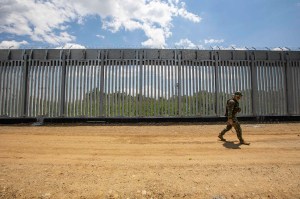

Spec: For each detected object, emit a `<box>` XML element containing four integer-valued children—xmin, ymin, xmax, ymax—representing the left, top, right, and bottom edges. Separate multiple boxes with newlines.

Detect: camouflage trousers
<box><xmin>219</xmin><ymin>117</ymin><xmax>244</xmax><ymax>142</ymax></box>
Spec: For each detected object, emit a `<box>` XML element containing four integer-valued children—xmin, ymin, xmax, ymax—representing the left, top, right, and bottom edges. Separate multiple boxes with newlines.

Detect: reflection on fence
<box><xmin>0</xmin><ymin>49</ymin><xmax>299</xmax><ymax>118</ymax></box>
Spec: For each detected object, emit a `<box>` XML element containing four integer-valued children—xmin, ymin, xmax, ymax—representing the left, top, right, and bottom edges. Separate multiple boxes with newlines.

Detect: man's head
<box><xmin>234</xmin><ymin>91</ymin><xmax>243</xmax><ymax>100</ymax></box>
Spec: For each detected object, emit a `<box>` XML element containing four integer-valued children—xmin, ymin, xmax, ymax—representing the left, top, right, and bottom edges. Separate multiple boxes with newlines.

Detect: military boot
<box><xmin>218</xmin><ymin>133</ymin><xmax>226</xmax><ymax>141</ymax></box>
<box><xmin>239</xmin><ymin>139</ymin><xmax>250</xmax><ymax>145</ymax></box>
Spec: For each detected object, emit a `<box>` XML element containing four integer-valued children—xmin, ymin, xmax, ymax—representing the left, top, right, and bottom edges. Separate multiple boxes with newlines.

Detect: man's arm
<box><xmin>227</xmin><ymin>100</ymin><xmax>235</xmax><ymax>125</ymax></box>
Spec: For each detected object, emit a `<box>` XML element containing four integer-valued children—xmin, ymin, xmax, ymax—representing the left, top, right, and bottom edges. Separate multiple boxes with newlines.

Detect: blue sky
<box><xmin>0</xmin><ymin>0</ymin><xmax>299</xmax><ymax>50</ymax></box>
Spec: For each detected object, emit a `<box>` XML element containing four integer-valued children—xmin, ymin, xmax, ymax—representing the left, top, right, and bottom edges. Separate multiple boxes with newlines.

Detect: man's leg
<box><xmin>218</xmin><ymin>124</ymin><xmax>232</xmax><ymax>141</ymax></box>
<box><xmin>233</xmin><ymin>121</ymin><xmax>250</xmax><ymax>145</ymax></box>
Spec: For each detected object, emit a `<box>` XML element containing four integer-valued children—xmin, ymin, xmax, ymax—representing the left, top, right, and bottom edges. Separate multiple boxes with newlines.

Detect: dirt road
<box><xmin>0</xmin><ymin>123</ymin><xmax>300</xmax><ymax>199</ymax></box>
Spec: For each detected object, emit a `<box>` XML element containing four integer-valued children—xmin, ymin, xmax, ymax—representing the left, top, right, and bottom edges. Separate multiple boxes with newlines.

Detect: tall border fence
<box><xmin>0</xmin><ymin>49</ymin><xmax>299</xmax><ymax>122</ymax></box>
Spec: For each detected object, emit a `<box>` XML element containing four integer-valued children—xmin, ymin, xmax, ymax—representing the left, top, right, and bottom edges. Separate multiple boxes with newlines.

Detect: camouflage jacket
<box><xmin>225</xmin><ymin>98</ymin><xmax>241</xmax><ymax>119</ymax></box>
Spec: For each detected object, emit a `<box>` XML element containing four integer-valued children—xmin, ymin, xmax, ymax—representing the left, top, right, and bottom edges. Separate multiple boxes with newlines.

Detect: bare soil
<box><xmin>0</xmin><ymin>123</ymin><xmax>300</xmax><ymax>199</ymax></box>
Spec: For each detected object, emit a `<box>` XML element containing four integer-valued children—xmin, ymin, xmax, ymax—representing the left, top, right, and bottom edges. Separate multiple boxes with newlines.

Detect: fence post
<box><xmin>22</xmin><ymin>50</ymin><xmax>29</xmax><ymax>117</ymax></box>
<box><xmin>99</xmin><ymin>50</ymin><xmax>105</xmax><ymax>117</ymax></box>
<box><xmin>214</xmin><ymin>50</ymin><xmax>219</xmax><ymax>116</ymax></box>
<box><xmin>139</xmin><ymin>50</ymin><xmax>143</xmax><ymax>117</ymax></box>
<box><xmin>284</xmin><ymin>52</ymin><xmax>291</xmax><ymax>115</ymax></box>
<box><xmin>177</xmin><ymin>51</ymin><xmax>182</xmax><ymax>116</ymax></box>
<box><xmin>250</xmin><ymin>51</ymin><xmax>258</xmax><ymax>117</ymax></box>
<box><xmin>60</xmin><ymin>50</ymin><xmax>67</xmax><ymax>117</ymax></box>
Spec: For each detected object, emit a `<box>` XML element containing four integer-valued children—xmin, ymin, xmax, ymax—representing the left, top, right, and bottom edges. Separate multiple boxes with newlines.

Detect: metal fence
<box><xmin>0</xmin><ymin>49</ymin><xmax>299</xmax><ymax>119</ymax></box>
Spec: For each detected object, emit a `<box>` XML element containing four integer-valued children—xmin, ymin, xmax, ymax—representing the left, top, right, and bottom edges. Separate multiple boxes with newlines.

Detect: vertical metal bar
<box><xmin>167</xmin><ymin>62</ymin><xmax>171</xmax><ymax>116</ymax></box>
<box><xmin>11</xmin><ymin>64</ymin><xmax>16</xmax><ymax>117</ymax></box>
<box><xmin>3</xmin><ymin>62</ymin><xmax>8</xmax><ymax>115</ymax></box>
<box><xmin>128</xmin><ymin>61</ymin><xmax>131</xmax><ymax>116</ymax></box>
<box><xmin>258</xmin><ymin>61</ymin><xmax>263</xmax><ymax>115</ymax></box>
<box><xmin>0</xmin><ymin>61</ymin><xmax>4</xmax><ymax>116</ymax></box>
<box><xmin>267</xmin><ymin>62</ymin><xmax>271</xmax><ymax>114</ymax></box>
<box><xmin>256</xmin><ymin>61</ymin><xmax>261</xmax><ymax>115</ymax></box>
<box><xmin>94</xmin><ymin>61</ymin><xmax>98</xmax><ymax>117</ymax></box>
<box><xmin>109</xmin><ymin>62</ymin><xmax>112</xmax><ymax>116</ymax></box>
<box><xmin>118</xmin><ymin>60</ymin><xmax>122</xmax><ymax>117</ymax></box>
<box><xmin>41</xmin><ymin>62</ymin><xmax>45</xmax><ymax>116</ymax></box>
<box><xmin>139</xmin><ymin>52</ymin><xmax>143</xmax><ymax>117</ymax></box>
<box><xmin>79</xmin><ymin>64</ymin><xmax>83</xmax><ymax>116</ymax></box>
<box><xmin>29</xmin><ymin>62</ymin><xmax>33</xmax><ymax>117</ymax></box>
<box><xmin>51</xmin><ymin>61</ymin><xmax>55</xmax><ymax>117</ymax></box>
<box><xmin>285</xmin><ymin>55</ymin><xmax>291</xmax><ymax>115</ymax></box>
<box><xmin>83</xmin><ymin>61</ymin><xmax>86</xmax><ymax>116</ymax></box>
<box><xmin>8</xmin><ymin>62</ymin><xmax>13</xmax><ymax>116</ymax></box>
<box><xmin>74</xmin><ymin>62</ymin><xmax>77</xmax><ymax>117</ymax></box>
<box><xmin>158</xmin><ymin>62</ymin><xmax>162</xmax><ymax>116</ymax></box>
<box><xmin>273</xmin><ymin>62</ymin><xmax>278</xmax><ymax>114</ymax></box>
<box><xmin>0</xmin><ymin>62</ymin><xmax>2</xmax><ymax>115</ymax></box>
<box><xmin>278</xmin><ymin>61</ymin><xmax>284</xmax><ymax>115</ymax></box>
<box><xmin>65</xmin><ymin>63</ymin><xmax>69</xmax><ymax>116</ymax></box>
<box><xmin>95</xmin><ymin>61</ymin><xmax>99</xmax><ymax>117</ymax></box>
<box><xmin>204</xmin><ymin>63</ymin><xmax>208</xmax><ymax>116</ymax></box>
<box><xmin>33</xmin><ymin>61</ymin><xmax>38</xmax><ymax>117</ymax></box>
<box><xmin>124</xmin><ymin>62</ymin><xmax>128</xmax><ymax>116</ymax></box>
<box><xmin>75</xmin><ymin>63</ymin><xmax>79</xmax><ymax>116</ymax></box>
<box><xmin>60</xmin><ymin>51</ymin><xmax>67</xmax><ymax>117</ymax></box>
<box><xmin>153</xmin><ymin>62</ymin><xmax>156</xmax><ymax>116</ymax></box>
<box><xmin>184</xmin><ymin>64</ymin><xmax>187</xmax><ymax>115</ymax></box>
<box><xmin>115</xmin><ymin>60</ymin><xmax>119</xmax><ymax>117</ymax></box>
<box><xmin>146</xmin><ymin>61</ymin><xmax>150</xmax><ymax>116</ymax></box>
<box><xmin>135</xmin><ymin>61</ymin><xmax>138</xmax><ymax>117</ymax></box>
<box><xmin>37</xmin><ymin>63</ymin><xmax>41</xmax><ymax>116</ymax></box>
<box><xmin>178</xmin><ymin>53</ymin><xmax>182</xmax><ymax>116</ymax></box>
<box><xmin>103</xmin><ymin>61</ymin><xmax>108</xmax><ymax>117</ymax></box>
<box><xmin>240</xmin><ymin>62</ymin><xmax>245</xmax><ymax>114</ymax></box>
<box><xmin>215</xmin><ymin>56</ymin><xmax>219</xmax><ymax>116</ymax></box>
<box><xmin>53</xmin><ymin>62</ymin><xmax>57</xmax><ymax>117</ymax></box>
<box><xmin>297</xmin><ymin>62</ymin><xmax>300</xmax><ymax>114</ymax></box>
<box><xmin>161</xmin><ymin>62</ymin><xmax>164</xmax><ymax>116</ymax></box>
<box><xmin>195</xmin><ymin>63</ymin><xmax>199</xmax><ymax>115</ymax></box>
<box><xmin>6</xmin><ymin>62</ymin><xmax>10</xmax><ymax>116</ymax></box>
<box><xmin>279</xmin><ymin>61</ymin><xmax>284</xmax><ymax>115</ymax></box>
<box><xmin>71</xmin><ymin>61</ymin><xmax>75</xmax><ymax>117</ymax></box>
<box><xmin>188</xmin><ymin>62</ymin><xmax>191</xmax><ymax>116</ymax></box>
<box><xmin>143</xmin><ymin>61</ymin><xmax>146</xmax><ymax>117</ymax></box>
<box><xmin>90</xmin><ymin>62</ymin><xmax>93</xmax><ymax>117</ymax></box>
<box><xmin>121</xmin><ymin>61</ymin><xmax>125</xmax><ymax>117</ymax></box>
<box><xmin>44</xmin><ymin>63</ymin><xmax>48</xmax><ymax>116</ymax></box>
<box><xmin>15</xmin><ymin>64</ymin><xmax>20</xmax><ymax>116</ymax></box>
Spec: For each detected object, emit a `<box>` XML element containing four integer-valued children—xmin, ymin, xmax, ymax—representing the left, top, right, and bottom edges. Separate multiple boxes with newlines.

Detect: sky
<box><xmin>0</xmin><ymin>0</ymin><xmax>300</xmax><ymax>50</ymax></box>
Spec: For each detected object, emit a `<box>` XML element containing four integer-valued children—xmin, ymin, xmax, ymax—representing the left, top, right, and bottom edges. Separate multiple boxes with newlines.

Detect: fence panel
<box><xmin>0</xmin><ymin>61</ymin><xmax>24</xmax><ymax>117</ymax></box>
<box><xmin>26</xmin><ymin>60</ymin><xmax>62</xmax><ymax>117</ymax></box>
<box><xmin>0</xmin><ymin>49</ymin><xmax>299</xmax><ymax>119</ymax></box>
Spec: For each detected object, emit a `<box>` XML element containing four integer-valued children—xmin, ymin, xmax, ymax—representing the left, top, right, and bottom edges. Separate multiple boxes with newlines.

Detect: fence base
<box><xmin>0</xmin><ymin>116</ymin><xmax>300</xmax><ymax>125</ymax></box>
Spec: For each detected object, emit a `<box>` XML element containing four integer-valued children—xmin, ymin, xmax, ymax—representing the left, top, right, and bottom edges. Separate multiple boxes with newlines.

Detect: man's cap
<box><xmin>234</xmin><ymin>91</ymin><xmax>243</xmax><ymax>96</ymax></box>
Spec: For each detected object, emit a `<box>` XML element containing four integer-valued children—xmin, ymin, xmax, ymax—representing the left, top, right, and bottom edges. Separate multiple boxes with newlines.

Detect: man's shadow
<box><xmin>222</xmin><ymin>141</ymin><xmax>241</xmax><ymax>149</ymax></box>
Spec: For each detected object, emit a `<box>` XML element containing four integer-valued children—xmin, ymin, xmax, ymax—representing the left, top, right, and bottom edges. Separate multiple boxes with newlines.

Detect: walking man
<box><xmin>218</xmin><ymin>91</ymin><xmax>250</xmax><ymax>145</ymax></box>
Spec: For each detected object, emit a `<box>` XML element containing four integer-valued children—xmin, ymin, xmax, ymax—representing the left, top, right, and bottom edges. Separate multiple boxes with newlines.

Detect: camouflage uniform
<box><xmin>219</xmin><ymin>97</ymin><xmax>245</xmax><ymax>143</ymax></box>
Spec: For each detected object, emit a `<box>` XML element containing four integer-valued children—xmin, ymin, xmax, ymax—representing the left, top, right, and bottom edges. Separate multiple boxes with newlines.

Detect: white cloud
<box><xmin>56</xmin><ymin>43</ymin><xmax>86</xmax><ymax>49</ymax></box>
<box><xmin>0</xmin><ymin>40</ymin><xmax>28</xmax><ymax>49</ymax></box>
<box><xmin>96</xmin><ymin>34</ymin><xmax>105</xmax><ymax>39</ymax></box>
<box><xmin>0</xmin><ymin>0</ymin><xmax>201</xmax><ymax>48</ymax></box>
<box><xmin>0</xmin><ymin>0</ymin><xmax>77</xmax><ymax>46</ymax></box>
<box><xmin>175</xmin><ymin>38</ymin><xmax>197</xmax><ymax>49</ymax></box>
<box><xmin>204</xmin><ymin>39</ymin><xmax>224</xmax><ymax>44</ymax></box>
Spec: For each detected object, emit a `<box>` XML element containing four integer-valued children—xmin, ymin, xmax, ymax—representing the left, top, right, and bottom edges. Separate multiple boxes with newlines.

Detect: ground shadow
<box><xmin>222</xmin><ymin>141</ymin><xmax>241</xmax><ymax>149</ymax></box>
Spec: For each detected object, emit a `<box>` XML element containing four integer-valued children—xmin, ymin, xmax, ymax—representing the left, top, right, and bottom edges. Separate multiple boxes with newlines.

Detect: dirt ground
<box><xmin>0</xmin><ymin>122</ymin><xmax>300</xmax><ymax>199</ymax></box>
